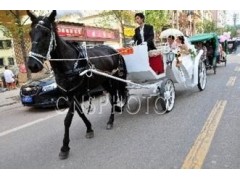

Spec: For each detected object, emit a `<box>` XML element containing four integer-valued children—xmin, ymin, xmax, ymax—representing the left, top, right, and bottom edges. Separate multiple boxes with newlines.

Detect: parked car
<box><xmin>20</xmin><ymin>74</ymin><xmax>103</xmax><ymax>108</ymax></box>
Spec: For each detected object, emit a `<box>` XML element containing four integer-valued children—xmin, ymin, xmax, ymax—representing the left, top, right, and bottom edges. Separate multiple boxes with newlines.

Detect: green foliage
<box><xmin>99</xmin><ymin>10</ymin><xmax>135</xmax><ymax>45</ymax></box>
<box><xmin>145</xmin><ymin>10</ymin><xmax>170</xmax><ymax>33</ymax></box>
<box><xmin>196</xmin><ymin>19</ymin><xmax>225</xmax><ymax>35</ymax></box>
<box><xmin>0</xmin><ymin>10</ymin><xmax>29</xmax><ymax>38</ymax></box>
<box><xmin>195</xmin><ymin>21</ymin><xmax>204</xmax><ymax>33</ymax></box>
<box><xmin>195</xmin><ymin>19</ymin><xmax>239</xmax><ymax>38</ymax></box>
<box><xmin>99</xmin><ymin>10</ymin><xmax>134</xmax><ymax>28</ymax></box>
<box><xmin>202</xmin><ymin>19</ymin><xmax>217</xmax><ymax>33</ymax></box>
<box><xmin>0</xmin><ymin>10</ymin><xmax>31</xmax><ymax>79</ymax></box>
<box><xmin>224</xmin><ymin>25</ymin><xmax>237</xmax><ymax>37</ymax></box>
<box><xmin>0</xmin><ymin>25</ymin><xmax>11</xmax><ymax>37</ymax></box>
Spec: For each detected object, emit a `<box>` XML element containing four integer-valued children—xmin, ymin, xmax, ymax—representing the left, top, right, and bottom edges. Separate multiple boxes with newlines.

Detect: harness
<box><xmin>28</xmin><ymin>20</ymin><xmax>123</xmax><ymax>94</ymax></box>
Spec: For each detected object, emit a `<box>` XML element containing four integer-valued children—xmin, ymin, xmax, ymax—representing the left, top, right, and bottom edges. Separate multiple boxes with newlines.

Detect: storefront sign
<box><xmin>85</xmin><ymin>28</ymin><xmax>118</xmax><ymax>40</ymax></box>
<box><xmin>57</xmin><ymin>23</ymin><xmax>119</xmax><ymax>41</ymax></box>
<box><xmin>124</xmin><ymin>27</ymin><xmax>135</xmax><ymax>37</ymax></box>
<box><xmin>57</xmin><ymin>25</ymin><xmax>84</xmax><ymax>37</ymax></box>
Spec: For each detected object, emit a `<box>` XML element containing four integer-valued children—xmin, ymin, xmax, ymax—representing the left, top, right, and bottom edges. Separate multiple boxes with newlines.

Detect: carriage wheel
<box><xmin>159</xmin><ymin>79</ymin><xmax>175</xmax><ymax>113</ymax></box>
<box><xmin>198</xmin><ymin>61</ymin><xmax>207</xmax><ymax>91</ymax></box>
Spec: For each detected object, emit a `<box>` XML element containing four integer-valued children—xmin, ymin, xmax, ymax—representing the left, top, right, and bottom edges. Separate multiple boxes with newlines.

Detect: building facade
<box><xmin>202</xmin><ymin>10</ymin><xmax>213</xmax><ymax>21</ymax></box>
<box><xmin>0</xmin><ymin>28</ymin><xmax>18</xmax><ymax>81</ymax></box>
<box><xmin>59</xmin><ymin>11</ymin><xmax>136</xmax><ymax>47</ymax></box>
<box><xmin>212</xmin><ymin>10</ymin><xmax>227</xmax><ymax>28</ymax></box>
<box><xmin>57</xmin><ymin>21</ymin><xmax>120</xmax><ymax>48</ymax></box>
<box><xmin>170</xmin><ymin>10</ymin><xmax>203</xmax><ymax>36</ymax></box>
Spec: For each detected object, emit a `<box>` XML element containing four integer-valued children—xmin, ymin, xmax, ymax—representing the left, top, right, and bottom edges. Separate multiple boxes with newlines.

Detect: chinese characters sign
<box><xmin>85</xmin><ymin>28</ymin><xmax>117</xmax><ymax>40</ymax></box>
<box><xmin>57</xmin><ymin>24</ymin><xmax>119</xmax><ymax>41</ymax></box>
<box><xmin>57</xmin><ymin>25</ymin><xmax>84</xmax><ymax>37</ymax></box>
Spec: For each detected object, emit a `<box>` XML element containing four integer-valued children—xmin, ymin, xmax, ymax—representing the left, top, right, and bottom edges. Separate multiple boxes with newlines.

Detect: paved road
<box><xmin>0</xmin><ymin>55</ymin><xmax>240</xmax><ymax>169</ymax></box>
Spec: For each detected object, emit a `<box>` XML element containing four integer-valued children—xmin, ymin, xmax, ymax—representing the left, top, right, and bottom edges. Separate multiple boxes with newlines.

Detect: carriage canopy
<box><xmin>189</xmin><ymin>33</ymin><xmax>219</xmax><ymax>58</ymax></box>
<box><xmin>189</xmin><ymin>33</ymin><xmax>218</xmax><ymax>43</ymax></box>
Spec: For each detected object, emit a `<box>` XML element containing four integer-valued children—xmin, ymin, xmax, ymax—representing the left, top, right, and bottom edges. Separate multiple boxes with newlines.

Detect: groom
<box><xmin>132</xmin><ymin>12</ymin><xmax>156</xmax><ymax>51</ymax></box>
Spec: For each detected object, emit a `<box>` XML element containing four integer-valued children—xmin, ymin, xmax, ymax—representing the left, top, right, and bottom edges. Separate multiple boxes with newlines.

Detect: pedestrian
<box><xmin>132</xmin><ymin>12</ymin><xmax>156</xmax><ymax>51</ymax></box>
<box><xmin>3</xmin><ymin>66</ymin><xmax>16</xmax><ymax>90</ymax></box>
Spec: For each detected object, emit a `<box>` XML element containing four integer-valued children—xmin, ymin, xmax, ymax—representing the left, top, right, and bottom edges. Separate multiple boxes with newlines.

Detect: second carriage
<box><xmin>189</xmin><ymin>33</ymin><xmax>221</xmax><ymax>74</ymax></box>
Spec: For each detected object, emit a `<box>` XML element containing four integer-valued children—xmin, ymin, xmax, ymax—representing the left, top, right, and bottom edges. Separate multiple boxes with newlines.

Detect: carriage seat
<box><xmin>148</xmin><ymin>49</ymin><xmax>164</xmax><ymax>75</ymax></box>
<box><xmin>118</xmin><ymin>45</ymin><xmax>166</xmax><ymax>82</ymax></box>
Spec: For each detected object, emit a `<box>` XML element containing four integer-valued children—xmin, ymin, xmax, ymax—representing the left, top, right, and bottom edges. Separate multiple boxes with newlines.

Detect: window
<box><xmin>0</xmin><ymin>58</ymin><xmax>4</xmax><ymax>66</ymax></box>
<box><xmin>8</xmin><ymin>57</ymin><xmax>14</xmax><ymax>65</ymax></box>
<box><xmin>0</xmin><ymin>40</ymin><xmax>12</xmax><ymax>49</ymax></box>
<box><xmin>0</xmin><ymin>41</ymin><xmax>3</xmax><ymax>49</ymax></box>
<box><xmin>4</xmin><ymin>40</ymin><xmax>12</xmax><ymax>48</ymax></box>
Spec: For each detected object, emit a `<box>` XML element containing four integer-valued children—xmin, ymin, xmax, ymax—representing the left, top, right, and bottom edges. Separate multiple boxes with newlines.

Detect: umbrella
<box><xmin>223</xmin><ymin>32</ymin><xmax>231</xmax><ymax>40</ymax></box>
<box><xmin>160</xmin><ymin>28</ymin><xmax>184</xmax><ymax>38</ymax></box>
<box><xmin>219</xmin><ymin>35</ymin><xmax>227</xmax><ymax>43</ymax></box>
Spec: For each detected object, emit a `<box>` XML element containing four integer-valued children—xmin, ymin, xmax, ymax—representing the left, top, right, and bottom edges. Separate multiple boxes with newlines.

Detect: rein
<box><xmin>28</xmin><ymin>21</ymin><xmax>122</xmax><ymax>94</ymax></box>
<box><xmin>29</xmin><ymin>21</ymin><xmax>120</xmax><ymax>62</ymax></box>
<box><xmin>49</xmin><ymin>53</ymin><xmax>121</xmax><ymax>61</ymax></box>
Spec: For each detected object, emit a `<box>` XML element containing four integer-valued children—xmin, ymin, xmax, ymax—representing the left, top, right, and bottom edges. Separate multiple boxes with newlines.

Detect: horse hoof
<box><xmin>85</xmin><ymin>131</ymin><xmax>94</xmax><ymax>139</ymax></box>
<box><xmin>106</xmin><ymin>124</ymin><xmax>113</xmax><ymax>130</ymax></box>
<box><xmin>59</xmin><ymin>151</ymin><xmax>69</xmax><ymax>160</ymax></box>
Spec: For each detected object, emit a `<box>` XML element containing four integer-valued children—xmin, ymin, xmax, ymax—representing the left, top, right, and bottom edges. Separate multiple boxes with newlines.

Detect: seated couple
<box><xmin>167</xmin><ymin>35</ymin><xmax>190</xmax><ymax>56</ymax></box>
<box><xmin>167</xmin><ymin>35</ymin><xmax>191</xmax><ymax>67</ymax></box>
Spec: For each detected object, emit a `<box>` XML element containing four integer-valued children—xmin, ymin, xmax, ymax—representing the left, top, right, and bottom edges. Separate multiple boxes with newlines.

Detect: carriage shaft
<box><xmin>80</xmin><ymin>69</ymin><xmax>151</xmax><ymax>89</ymax></box>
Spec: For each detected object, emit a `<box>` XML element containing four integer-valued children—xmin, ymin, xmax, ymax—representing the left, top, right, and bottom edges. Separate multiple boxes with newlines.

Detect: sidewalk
<box><xmin>0</xmin><ymin>88</ymin><xmax>20</xmax><ymax>108</ymax></box>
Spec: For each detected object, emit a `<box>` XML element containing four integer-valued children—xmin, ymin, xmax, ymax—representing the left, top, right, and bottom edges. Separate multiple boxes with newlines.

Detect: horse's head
<box><xmin>27</xmin><ymin>10</ymin><xmax>57</xmax><ymax>73</ymax></box>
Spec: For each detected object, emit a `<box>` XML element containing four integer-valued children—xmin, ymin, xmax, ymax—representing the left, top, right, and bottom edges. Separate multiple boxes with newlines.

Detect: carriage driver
<box><xmin>132</xmin><ymin>12</ymin><xmax>156</xmax><ymax>51</ymax></box>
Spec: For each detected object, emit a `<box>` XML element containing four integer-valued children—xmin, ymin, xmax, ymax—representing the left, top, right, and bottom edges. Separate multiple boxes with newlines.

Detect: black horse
<box><xmin>27</xmin><ymin>10</ymin><xmax>127</xmax><ymax>159</ymax></box>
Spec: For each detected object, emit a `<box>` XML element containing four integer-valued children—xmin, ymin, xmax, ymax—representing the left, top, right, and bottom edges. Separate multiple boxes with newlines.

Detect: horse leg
<box><xmin>73</xmin><ymin>96</ymin><xmax>94</xmax><ymax>139</ymax></box>
<box><xmin>106</xmin><ymin>87</ymin><xmax>117</xmax><ymax>130</ymax></box>
<box><xmin>59</xmin><ymin>99</ymin><xmax>75</xmax><ymax>160</ymax></box>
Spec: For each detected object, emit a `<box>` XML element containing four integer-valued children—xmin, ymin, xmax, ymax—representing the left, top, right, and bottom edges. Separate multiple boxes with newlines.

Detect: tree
<box><xmin>100</xmin><ymin>10</ymin><xmax>134</xmax><ymax>46</ymax></box>
<box><xmin>201</xmin><ymin>19</ymin><xmax>217</xmax><ymax>33</ymax></box>
<box><xmin>0</xmin><ymin>10</ymin><xmax>31</xmax><ymax>80</ymax></box>
<box><xmin>145</xmin><ymin>10</ymin><xmax>170</xmax><ymax>34</ymax></box>
<box><xmin>225</xmin><ymin>25</ymin><xmax>237</xmax><ymax>37</ymax></box>
<box><xmin>196</xmin><ymin>19</ymin><xmax>232</xmax><ymax>36</ymax></box>
<box><xmin>196</xmin><ymin>21</ymin><xmax>204</xmax><ymax>33</ymax></box>
<box><xmin>178</xmin><ymin>12</ymin><xmax>189</xmax><ymax>33</ymax></box>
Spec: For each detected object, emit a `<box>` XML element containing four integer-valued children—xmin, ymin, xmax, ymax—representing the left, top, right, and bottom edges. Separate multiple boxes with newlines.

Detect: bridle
<box><xmin>28</xmin><ymin>20</ymin><xmax>57</xmax><ymax>67</ymax></box>
<box><xmin>28</xmin><ymin>20</ymin><xmax>87</xmax><ymax>93</ymax></box>
<box><xmin>27</xmin><ymin>20</ymin><xmax>121</xmax><ymax>94</ymax></box>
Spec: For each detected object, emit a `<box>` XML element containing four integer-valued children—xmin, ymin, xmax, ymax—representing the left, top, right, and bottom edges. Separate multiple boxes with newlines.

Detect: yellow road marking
<box><xmin>226</xmin><ymin>76</ymin><xmax>237</xmax><ymax>87</ymax></box>
<box><xmin>181</xmin><ymin>100</ymin><xmax>227</xmax><ymax>169</ymax></box>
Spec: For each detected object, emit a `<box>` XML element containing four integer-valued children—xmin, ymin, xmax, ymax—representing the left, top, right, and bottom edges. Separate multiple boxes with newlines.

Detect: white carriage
<box><xmin>120</xmin><ymin>39</ymin><xmax>206</xmax><ymax>112</ymax></box>
<box><xmin>80</xmin><ymin>29</ymin><xmax>207</xmax><ymax>113</ymax></box>
<box><xmin>121</xmin><ymin>44</ymin><xmax>175</xmax><ymax>112</ymax></box>
<box><xmin>158</xmin><ymin>28</ymin><xmax>207</xmax><ymax>91</ymax></box>
<box><xmin>80</xmin><ymin>43</ymin><xmax>175</xmax><ymax>112</ymax></box>
<box><xmin>158</xmin><ymin>45</ymin><xmax>207</xmax><ymax>89</ymax></box>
